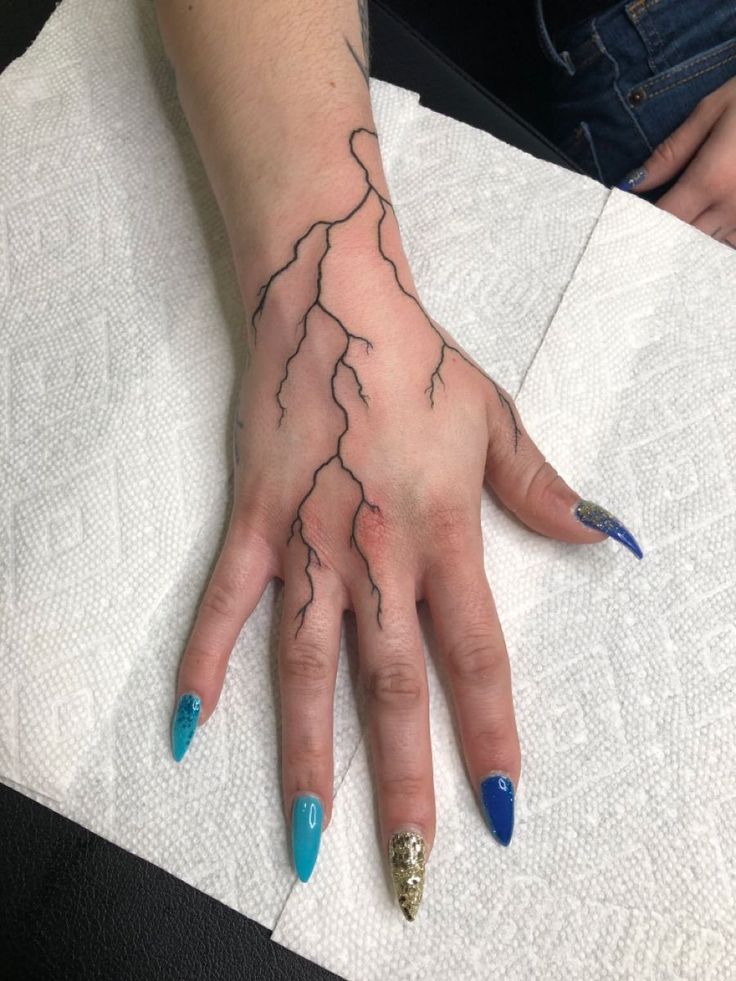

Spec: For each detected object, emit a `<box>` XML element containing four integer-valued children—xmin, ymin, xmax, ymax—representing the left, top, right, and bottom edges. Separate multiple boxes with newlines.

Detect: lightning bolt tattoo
<box><xmin>243</xmin><ymin>128</ymin><xmax>521</xmax><ymax>637</ymax></box>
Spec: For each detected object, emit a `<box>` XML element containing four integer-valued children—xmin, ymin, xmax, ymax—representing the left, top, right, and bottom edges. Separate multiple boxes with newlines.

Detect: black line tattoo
<box><xmin>233</xmin><ymin>410</ymin><xmax>244</xmax><ymax>466</ymax></box>
<box><xmin>250</xmin><ymin>128</ymin><xmax>521</xmax><ymax>635</ymax></box>
<box><xmin>344</xmin><ymin>34</ymin><xmax>369</xmax><ymax>86</ymax></box>
<box><xmin>344</xmin><ymin>0</ymin><xmax>370</xmax><ymax>86</ymax></box>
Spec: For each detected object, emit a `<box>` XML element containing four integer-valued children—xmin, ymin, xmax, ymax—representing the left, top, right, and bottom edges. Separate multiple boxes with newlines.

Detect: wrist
<box><xmin>231</xmin><ymin>127</ymin><xmax>413</xmax><ymax>325</ymax></box>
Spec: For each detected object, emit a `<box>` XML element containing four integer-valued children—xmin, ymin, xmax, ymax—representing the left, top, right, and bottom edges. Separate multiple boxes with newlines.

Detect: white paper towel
<box><xmin>271</xmin><ymin>188</ymin><xmax>736</xmax><ymax>978</ymax></box>
<box><xmin>4</xmin><ymin>0</ymin><xmax>734</xmax><ymax>978</ymax></box>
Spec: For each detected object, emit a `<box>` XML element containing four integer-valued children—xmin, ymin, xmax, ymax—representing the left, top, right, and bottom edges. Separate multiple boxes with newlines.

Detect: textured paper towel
<box><xmin>272</xmin><ymin>190</ymin><xmax>736</xmax><ymax>979</ymax></box>
<box><xmin>0</xmin><ymin>0</ymin><xmax>610</xmax><ymax>933</ymax></box>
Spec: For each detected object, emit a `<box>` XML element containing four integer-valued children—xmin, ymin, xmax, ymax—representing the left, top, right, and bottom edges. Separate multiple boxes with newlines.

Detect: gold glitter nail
<box><xmin>388</xmin><ymin>830</ymin><xmax>425</xmax><ymax>922</ymax></box>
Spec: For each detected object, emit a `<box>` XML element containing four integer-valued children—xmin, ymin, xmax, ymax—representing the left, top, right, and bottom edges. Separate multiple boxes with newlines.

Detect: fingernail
<box><xmin>291</xmin><ymin>794</ymin><xmax>323</xmax><ymax>882</ymax></box>
<box><xmin>615</xmin><ymin>166</ymin><xmax>647</xmax><ymax>190</ymax></box>
<box><xmin>171</xmin><ymin>692</ymin><xmax>201</xmax><ymax>762</ymax></box>
<box><xmin>388</xmin><ymin>829</ymin><xmax>426</xmax><ymax>922</ymax></box>
<box><xmin>574</xmin><ymin>499</ymin><xmax>643</xmax><ymax>559</ymax></box>
<box><xmin>480</xmin><ymin>773</ymin><xmax>515</xmax><ymax>846</ymax></box>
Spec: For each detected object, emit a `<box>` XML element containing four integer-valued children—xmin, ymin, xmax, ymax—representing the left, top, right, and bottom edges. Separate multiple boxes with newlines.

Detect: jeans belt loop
<box><xmin>534</xmin><ymin>0</ymin><xmax>578</xmax><ymax>76</ymax></box>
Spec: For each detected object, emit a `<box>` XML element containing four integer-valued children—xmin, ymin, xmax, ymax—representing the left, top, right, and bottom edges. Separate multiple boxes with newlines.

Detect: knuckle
<box><xmin>281</xmin><ymin>638</ymin><xmax>332</xmax><ymax>688</ymax></box>
<box><xmin>184</xmin><ymin>642</ymin><xmax>222</xmax><ymax>674</ymax></box>
<box><xmin>284</xmin><ymin>740</ymin><xmax>331</xmax><ymax>772</ymax></box>
<box><xmin>377</xmin><ymin>773</ymin><xmax>426</xmax><ymax>804</ymax></box>
<box><xmin>364</xmin><ymin>661</ymin><xmax>424</xmax><ymax>708</ymax></box>
<box><xmin>230</xmin><ymin>507</ymin><xmax>279</xmax><ymax>564</ymax></box>
<box><xmin>523</xmin><ymin>459</ymin><xmax>561</xmax><ymax>506</ymax></box>
<box><xmin>653</xmin><ymin>134</ymin><xmax>679</xmax><ymax>166</ymax></box>
<box><xmin>703</xmin><ymin>168</ymin><xmax>731</xmax><ymax>200</ymax></box>
<box><xmin>201</xmin><ymin>580</ymin><xmax>239</xmax><ymax>621</ymax></box>
<box><xmin>446</xmin><ymin>633</ymin><xmax>502</xmax><ymax>687</ymax></box>
<box><xmin>353</xmin><ymin>501</ymin><xmax>392</xmax><ymax>555</ymax></box>
<box><xmin>427</xmin><ymin>498</ymin><xmax>474</xmax><ymax>548</ymax></box>
<box><xmin>474</xmin><ymin>718</ymin><xmax>518</xmax><ymax>761</ymax></box>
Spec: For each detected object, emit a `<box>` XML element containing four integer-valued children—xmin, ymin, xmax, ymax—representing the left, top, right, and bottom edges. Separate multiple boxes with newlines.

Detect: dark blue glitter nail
<box><xmin>480</xmin><ymin>773</ymin><xmax>514</xmax><ymax>847</ymax></box>
<box><xmin>171</xmin><ymin>692</ymin><xmax>201</xmax><ymax>762</ymax></box>
<box><xmin>575</xmin><ymin>499</ymin><xmax>643</xmax><ymax>559</ymax></box>
<box><xmin>615</xmin><ymin>166</ymin><xmax>647</xmax><ymax>191</ymax></box>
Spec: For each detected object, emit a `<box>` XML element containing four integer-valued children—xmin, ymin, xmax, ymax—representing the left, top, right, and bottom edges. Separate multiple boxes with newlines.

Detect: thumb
<box><xmin>484</xmin><ymin>384</ymin><xmax>643</xmax><ymax>559</ymax></box>
<box><xmin>615</xmin><ymin>91</ymin><xmax>724</xmax><ymax>193</ymax></box>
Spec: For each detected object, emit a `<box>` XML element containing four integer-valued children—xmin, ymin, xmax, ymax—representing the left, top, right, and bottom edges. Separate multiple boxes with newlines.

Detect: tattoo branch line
<box><xmin>251</xmin><ymin>127</ymin><xmax>520</xmax><ymax>446</ymax></box>
<box><xmin>344</xmin><ymin>0</ymin><xmax>370</xmax><ymax>85</ymax></box>
<box><xmin>285</xmin><ymin>329</ymin><xmax>383</xmax><ymax>636</ymax></box>
<box><xmin>344</xmin><ymin>35</ymin><xmax>369</xmax><ymax>86</ymax></box>
<box><xmin>281</xmin><ymin>222</ymin><xmax>381</xmax><ymax>637</ymax></box>
<box><xmin>249</xmin><ymin>127</ymin><xmax>521</xmax><ymax>635</ymax></box>
<box><xmin>372</xmin><ymin>191</ymin><xmax>522</xmax><ymax>449</ymax></box>
<box><xmin>274</xmin><ymin>229</ymin><xmax>374</xmax><ymax>427</ymax></box>
<box><xmin>233</xmin><ymin>409</ymin><xmax>244</xmax><ymax>466</ymax></box>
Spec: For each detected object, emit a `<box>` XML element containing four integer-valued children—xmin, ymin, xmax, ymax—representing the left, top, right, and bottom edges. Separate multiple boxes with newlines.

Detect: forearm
<box><xmin>153</xmin><ymin>0</ymin><xmax>380</xmax><ymax>287</ymax></box>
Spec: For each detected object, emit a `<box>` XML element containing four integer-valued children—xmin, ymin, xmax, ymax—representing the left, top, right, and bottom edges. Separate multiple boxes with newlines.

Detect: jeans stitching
<box><xmin>571</xmin><ymin>45</ymin><xmax>603</xmax><ymax>72</ymax></box>
<box><xmin>535</xmin><ymin>0</ymin><xmax>576</xmax><ymax>74</ymax></box>
<box><xmin>591</xmin><ymin>18</ymin><xmax>655</xmax><ymax>154</ymax></box>
<box><xmin>633</xmin><ymin>45</ymin><xmax>736</xmax><ymax>100</ymax></box>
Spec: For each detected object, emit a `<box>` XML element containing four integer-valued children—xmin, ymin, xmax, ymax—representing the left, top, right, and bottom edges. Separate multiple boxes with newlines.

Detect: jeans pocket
<box><xmin>625</xmin><ymin>35</ymin><xmax>736</xmax><ymax>142</ymax></box>
<box><xmin>556</xmin><ymin>120</ymin><xmax>606</xmax><ymax>185</ymax></box>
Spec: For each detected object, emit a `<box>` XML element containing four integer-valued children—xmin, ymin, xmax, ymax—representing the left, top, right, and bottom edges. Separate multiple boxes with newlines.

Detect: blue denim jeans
<box><xmin>534</xmin><ymin>0</ymin><xmax>736</xmax><ymax>201</ymax></box>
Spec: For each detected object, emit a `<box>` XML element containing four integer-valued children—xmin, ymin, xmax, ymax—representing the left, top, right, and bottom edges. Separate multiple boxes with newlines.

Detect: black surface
<box><xmin>370</xmin><ymin>0</ymin><xmax>579</xmax><ymax>171</ymax></box>
<box><xmin>0</xmin><ymin>783</ymin><xmax>343</xmax><ymax>981</ymax></box>
<box><xmin>0</xmin><ymin>3</ymin><xmax>576</xmax><ymax>980</ymax></box>
<box><xmin>376</xmin><ymin>0</ymin><xmax>558</xmax><ymax>133</ymax></box>
<box><xmin>0</xmin><ymin>0</ymin><xmax>62</xmax><ymax>71</ymax></box>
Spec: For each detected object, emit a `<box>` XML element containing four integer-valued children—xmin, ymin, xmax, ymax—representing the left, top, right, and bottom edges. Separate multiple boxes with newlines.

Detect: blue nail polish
<box><xmin>292</xmin><ymin>794</ymin><xmax>323</xmax><ymax>882</ymax></box>
<box><xmin>171</xmin><ymin>692</ymin><xmax>201</xmax><ymax>762</ymax></box>
<box><xmin>480</xmin><ymin>774</ymin><xmax>514</xmax><ymax>846</ymax></box>
<box><xmin>615</xmin><ymin>166</ymin><xmax>647</xmax><ymax>190</ymax></box>
<box><xmin>574</xmin><ymin>499</ymin><xmax>643</xmax><ymax>559</ymax></box>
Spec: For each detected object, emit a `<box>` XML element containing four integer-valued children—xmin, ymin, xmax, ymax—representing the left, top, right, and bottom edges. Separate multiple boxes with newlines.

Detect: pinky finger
<box><xmin>172</xmin><ymin>514</ymin><xmax>277</xmax><ymax>761</ymax></box>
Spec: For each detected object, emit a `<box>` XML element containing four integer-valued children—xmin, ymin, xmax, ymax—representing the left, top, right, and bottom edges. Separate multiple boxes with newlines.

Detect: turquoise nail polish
<box><xmin>574</xmin><ymin>499</ymin><xmax>643</xmax><ymax>559</ymax></box>
<box><xmin>480</xmin><ymin>773</ymin><xmax>514</xmax><ymax>846</ymax></box>
<box><xmin>615</xmin><ymin>166</ymin><xmax>647</xmax><ymax>190</ymax></box>
<box><xmin>171</xmin><ymin>692</ymin><xmax>201</xmax><ymax>762</ymax></box>
<box><xmin>291</xmin><ymin>794</ymin><xmax>323</xmax><ymax>882</ymax></box>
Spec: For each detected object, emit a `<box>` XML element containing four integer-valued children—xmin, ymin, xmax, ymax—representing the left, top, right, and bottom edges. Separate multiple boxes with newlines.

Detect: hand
<box><xmin>169</xmin><ymin>130</ymin><xmax>642</xmax><ymax>920</ymax></box>
<box><xmin>618</xmin><ymin>76</ymin><xmax>736</xmax><ymax>247</ymax></box>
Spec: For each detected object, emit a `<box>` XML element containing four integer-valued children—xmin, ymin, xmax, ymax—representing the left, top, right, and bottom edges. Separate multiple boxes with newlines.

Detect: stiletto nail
<box><xmin>291</xmin><ymin>794</ymin><xmax>323</xmax><ymax>882</ymax></box>
<box><xmin>171</xmin><ymin>692</ymin><xmax>201</xmax><ymax>762</ymax></box>
<box><xmin>574</xmin><ymin>499</ymin><xmax>643</xmax><ymax>559</ymax></box>
<box><xmin>480</xmin><ymin>773</ymin><xmax>515</xmax><ymax>846</ymax></box>
<box><xmin>615</xmin><ymin>166</ymin><xmax>647</xmax><ymax>190</ymax></box>
<box><xmin>388</xmin><ymin>829</ymin><xmax>425</xmax><ymax>922</ymax></box>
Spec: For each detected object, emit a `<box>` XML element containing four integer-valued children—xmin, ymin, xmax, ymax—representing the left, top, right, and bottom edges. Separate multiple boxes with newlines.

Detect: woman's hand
<box><xmin>169</xmin><ymin>130</ymin><xmax>642</xmax><ymax>920</ymax></box>
<box><xmin>618</xmin><ymin>76</ymin><xmax>736</xmax><ymax>246</ymax></box>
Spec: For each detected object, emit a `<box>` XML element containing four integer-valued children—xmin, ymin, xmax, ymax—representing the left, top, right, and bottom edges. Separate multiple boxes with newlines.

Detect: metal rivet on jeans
<box><xmin>628</xmin><ymin>88</ymin><xmax>645</xmax><ymax>106</ymax></box>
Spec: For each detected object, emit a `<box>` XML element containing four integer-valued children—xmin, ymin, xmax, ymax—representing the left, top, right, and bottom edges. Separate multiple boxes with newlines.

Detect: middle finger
<box><xmin>354</xmin><ymin>570</ymin><xmax>434</xmax><ymax>922</ymax></box>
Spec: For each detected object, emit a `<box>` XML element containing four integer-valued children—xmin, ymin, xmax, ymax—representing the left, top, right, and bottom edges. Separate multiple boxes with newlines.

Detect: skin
<box><xmin>629</xmin><ymin>77</ymin><xmax>736</xmax><ymax>248</ymax></box>
<box><xmin>153</xmin><ymin>0</ymin><xmax>608</xmax><ymax>865</ymax></box>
